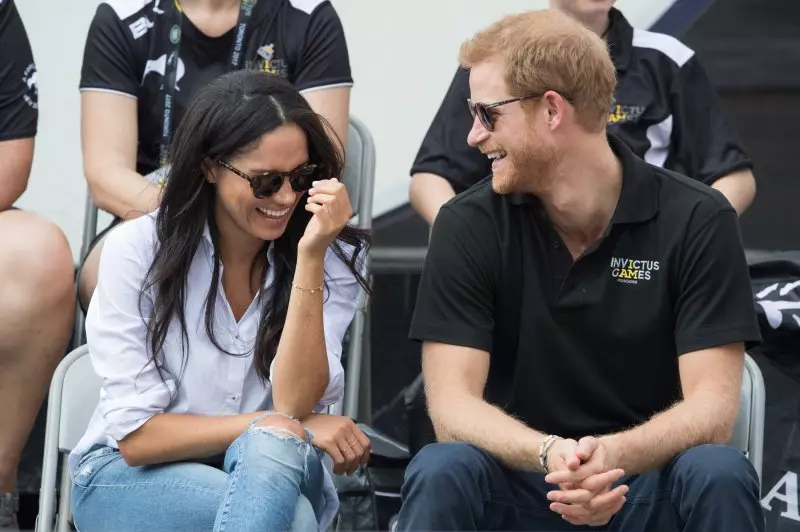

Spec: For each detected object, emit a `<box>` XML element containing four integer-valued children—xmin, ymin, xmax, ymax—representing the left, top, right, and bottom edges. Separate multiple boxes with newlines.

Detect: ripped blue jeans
<box><xmin>71</xmin><ymin>413</ymin><xmax>325</xmax><ymax>531</ymax></box>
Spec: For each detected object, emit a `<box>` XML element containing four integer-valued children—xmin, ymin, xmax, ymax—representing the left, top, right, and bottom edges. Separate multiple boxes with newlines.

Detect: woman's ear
<box><xmin>202</xmin><ymin>158</ymin><xmax>217</xmax><ymax>184</ymax></box>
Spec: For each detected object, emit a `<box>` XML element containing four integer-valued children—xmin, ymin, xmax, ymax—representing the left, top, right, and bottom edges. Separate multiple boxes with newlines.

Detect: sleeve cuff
<box><xmin>676</xmin><ymin>325</ymin><xmax>762</xmax><ymax>356</ymax></box>
<box><xmin>408</xmin><ymin>324</ymin><xmax>494</xmax><ymax>353</ymax></box>
<box><xmin>100</xmin><ymin>380</ymin><xmax>175</xmax><ymax>441</ymax></box>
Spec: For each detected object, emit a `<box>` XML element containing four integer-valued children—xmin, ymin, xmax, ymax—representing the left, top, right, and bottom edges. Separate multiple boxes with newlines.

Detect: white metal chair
<box><xmin>36</xmin><ymin>344</ymin><xmax>99</xmax><ymax>532</ymax></box>
<box><xmin>72</xmin><ymin>116</ymin><xmax>376</xmax><ymax>422</ymax></box>
<box><xmin>730</xmin><ymin>353</ymin><xmax>767</xmax><ymax>485</ymax></box>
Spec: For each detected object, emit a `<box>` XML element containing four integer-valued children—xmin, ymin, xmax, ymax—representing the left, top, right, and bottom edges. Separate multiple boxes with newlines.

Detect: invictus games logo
<box><xmin>610</xmin><ymin>257</ymin><xmax>659</xmax><ymax>284</ymax></box>
<box><xmin>21</xmin><ymin>63</ymin><xmax>38</xmax><ymax>110</ymax></box>
<box><xmin>608</xmin><ymin>102</ymin><xmax>646</xmax><ymax>125</ymax></box>
<box><xmin>250</xmin><ymin>44</ymin><xmax>288</xmax><ymax>78</ymax></box>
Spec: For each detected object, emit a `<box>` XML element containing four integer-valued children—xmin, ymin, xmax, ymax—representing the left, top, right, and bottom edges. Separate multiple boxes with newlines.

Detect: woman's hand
<box><xmin>298</xmin><ymin>178</ymin><xmax>353</xmax><ymax>258</ymax></box>
<box><xmin>301</xmin><ymin>413</ymin><xmax>371</xmax><ymax>475</ymax></box>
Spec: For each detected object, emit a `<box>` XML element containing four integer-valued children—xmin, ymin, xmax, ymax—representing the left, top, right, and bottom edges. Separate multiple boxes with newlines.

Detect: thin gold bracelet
<box><xmin>292</xmin><ymin>283</ymin><xmax>324</xmax><ymax>294</ymax></box>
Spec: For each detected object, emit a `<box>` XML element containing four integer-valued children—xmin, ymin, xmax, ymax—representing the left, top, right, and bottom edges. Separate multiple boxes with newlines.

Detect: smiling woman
<box><xmin>68</xmin><ymin>70</ymin><xmax>372</xmax><ymax>532</ymax></box>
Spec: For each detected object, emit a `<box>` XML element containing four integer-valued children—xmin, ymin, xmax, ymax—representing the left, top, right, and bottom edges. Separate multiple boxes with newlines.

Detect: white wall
<box><xmin>14</xmin><ymin>0</ymin><xmax>673</xmax><ymax>261</ymax></box>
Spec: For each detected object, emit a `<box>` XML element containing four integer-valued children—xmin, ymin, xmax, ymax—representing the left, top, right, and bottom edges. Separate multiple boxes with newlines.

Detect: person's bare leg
<box><xmin>77</xmin><ymin>232</ymin><xmax>108</xmax><ymax>311</ymax></box>
<box><xmin>0</xmin><ymin>210</ymin><xmax>75</xmax><ymax>494</ymax></box>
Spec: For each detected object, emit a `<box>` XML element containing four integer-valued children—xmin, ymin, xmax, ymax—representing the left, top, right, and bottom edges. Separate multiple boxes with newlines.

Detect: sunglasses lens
<box><xmin>478</xmin><ymin>106</ymin><xmax>493</xmax><ymax>131</ymax></box>
<box><xmin>468</xmin><ymin>100</ymin><xmax>493</xmax><ymax>131</ymax></box>
<box><xmin>290</xmin><ymin>170</ymin><xmax>314</xmax><ymax>192</ymax></box>
<box><xmin>252</xmin><ymin>175</ymin><xmax>283</xmax><ymax>198</ymax></box>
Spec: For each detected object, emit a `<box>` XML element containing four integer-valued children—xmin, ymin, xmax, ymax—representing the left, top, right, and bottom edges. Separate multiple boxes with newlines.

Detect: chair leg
<box><xmin>57</xmin><ymin>454</ymin><xmax>72</xmax><ymax>532</ymax></box>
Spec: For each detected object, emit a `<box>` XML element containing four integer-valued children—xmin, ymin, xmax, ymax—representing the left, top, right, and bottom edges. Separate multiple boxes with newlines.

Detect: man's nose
<box><xmin>467</xmin><ymin>114</ymin><xmax>490</xmax><ymax>148</ymax></box>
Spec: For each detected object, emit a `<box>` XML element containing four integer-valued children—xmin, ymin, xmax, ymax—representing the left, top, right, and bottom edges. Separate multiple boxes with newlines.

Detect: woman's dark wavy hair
<box><xmin>140</xmin><ymin>70</ymin><xmax>370</xmax><ymax>384</ymax></box>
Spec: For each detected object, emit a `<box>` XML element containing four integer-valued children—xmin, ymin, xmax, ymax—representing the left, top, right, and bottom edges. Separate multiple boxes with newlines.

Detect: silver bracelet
<box><xmin>538</xmin><ymin>434</ymin><xmax>561</xmax><ymax>473</ymax></box>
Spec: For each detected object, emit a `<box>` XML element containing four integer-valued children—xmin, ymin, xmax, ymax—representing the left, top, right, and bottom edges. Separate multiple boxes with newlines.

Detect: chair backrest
<box><xmin>57</xmin><ymin>345</ymin><xmax>103</xmax><ymax>452</ymax></box>
<box><xmin>341</xmin><ymin>115</ymin><xmax>376</xmax><ymax>231</ymax></box>
<box><xmin>730</xmin><ymin>353</ymin><xmax>766</xmax><ymax>482</ymax></box>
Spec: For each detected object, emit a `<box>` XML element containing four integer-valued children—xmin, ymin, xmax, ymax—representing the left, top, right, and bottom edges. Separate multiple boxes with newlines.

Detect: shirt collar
<box><xmin>508</xmin><ymin>134</ymin><xmax>658</xmax><ymax>224</ymax></box>
<box><xmin>606</xmin><ymin>7</ymin><xmax>634</xmax><ymax>72</ymax></box>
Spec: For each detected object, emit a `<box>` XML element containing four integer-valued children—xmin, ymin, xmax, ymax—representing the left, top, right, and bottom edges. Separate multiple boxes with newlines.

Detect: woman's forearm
<box><xmin>86</xmin><ymin>164</ymin><xmax>161</xmax><ymax>220</ymax></box>
<box><xmin>270</xmin><ymin>250</ymin><xmax>329</xmax><ymax>418</ymax></box>
<box><xmin>117</xmin><ymin>412</ymin><xmax>259</xmax><ymax>466</ymax></box>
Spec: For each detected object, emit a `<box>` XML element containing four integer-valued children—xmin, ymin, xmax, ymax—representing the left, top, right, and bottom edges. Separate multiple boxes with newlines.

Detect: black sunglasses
<box><xmin>467</xmin><ymin>94</ymin><xmax>543</xmax><ymax>132</ymax></box>
<box><xmin>468</xmin><ymin>91</ymin><xmax>574</xmax><ymax>132</ymax></box>
<box><xmin>217</xmin><ymin>160</ymin><xmax>320</xmax><ymax>198</ymax></box>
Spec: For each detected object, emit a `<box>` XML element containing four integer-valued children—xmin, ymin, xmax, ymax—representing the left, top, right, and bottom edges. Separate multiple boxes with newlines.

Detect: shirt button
<box><xmin>552</xmin><ymin>241</ymin><xmax>561</xmax><ymax>249</ymax></box>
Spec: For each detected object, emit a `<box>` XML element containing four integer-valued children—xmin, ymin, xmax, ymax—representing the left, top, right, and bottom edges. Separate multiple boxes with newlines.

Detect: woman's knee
<box><xmin>251</xmin><ymin>414</ymin><xmax>308</xmax><ymax>442</ymax></box>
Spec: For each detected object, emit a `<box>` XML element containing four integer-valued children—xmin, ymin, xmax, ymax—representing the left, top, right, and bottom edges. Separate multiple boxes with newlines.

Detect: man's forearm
<box><xmin>409</xmin><ymin>173</ymin><xmax>456</xmax><ymax>226</ymax></box>
<box><xmin>605</xmin><ymin>393</ymin><xmax>737</xmax><ymax>475</ymax></box>
<box><xmin>430</xmin><ymin>391</ymin><xmax>548</xmax><ymax>472</ymax></box>
<box><xmin>711</xmin><ymin>169</ymin><xmax>756</xmax><ymax>215</ymax></box>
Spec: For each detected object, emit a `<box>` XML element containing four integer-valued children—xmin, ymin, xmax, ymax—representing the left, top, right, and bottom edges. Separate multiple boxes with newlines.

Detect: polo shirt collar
<box><xmin>606</xmin><ymin>7</ymin><xmax>634</xmax><ymax>72</ymax></box>
<box><xmin>607</xmin><ymin>134</ymin><xmax>659</xmax><ymax>224</ymax></box>
<box><xmin>508</xmin><ymin>134</ymin><xmax>658</xmax><ymax>224</ymax></box>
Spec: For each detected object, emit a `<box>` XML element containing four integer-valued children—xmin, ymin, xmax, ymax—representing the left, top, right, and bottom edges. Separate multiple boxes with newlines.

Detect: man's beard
<box><xmin>491</xmin><ymin>130</ymin><xmax>558</xmax><ymax>196</ymax></box>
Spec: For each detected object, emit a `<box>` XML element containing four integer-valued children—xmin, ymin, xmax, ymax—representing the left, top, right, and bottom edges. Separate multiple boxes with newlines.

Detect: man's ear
<box><xmin>543</xmin><ymin>90</ymin><xmax>566</xmax><ymax>130</ymax></box>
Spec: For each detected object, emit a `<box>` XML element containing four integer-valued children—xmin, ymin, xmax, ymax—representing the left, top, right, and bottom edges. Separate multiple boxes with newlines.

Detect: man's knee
<box><xmin>251</xmin><ymin>414</ymin><xmax>307</xmax><ymax>442</ymax></box>
<box><xmin>406</xmin><ymin>442</ymin><xmax>490</xmax><ymax>488</ymax></box>
<box><xmin>676</xmin><ymin>444</ymin><xmax>760</xmax><ymax>494</ymax></box>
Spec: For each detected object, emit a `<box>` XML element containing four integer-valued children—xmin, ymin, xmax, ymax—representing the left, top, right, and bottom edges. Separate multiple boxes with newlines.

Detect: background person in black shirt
<box><xmin>0</xmin><ymin>0</ymin><xmax>76</xmax><ymax>529</ymax></box>
<box><xmin>408</xmin><ymin>0</ymin><xmax>757</xmax><ymax>225</ymax></box>
<box><xmin>398</xmin><ymin>9</ymin><xmax>763</xmax><ymax>532</ymax></box>
<box><xmin>76</xmin><ymin>0</ymin><xmax>354</xmax><ymax>310</ymax></box>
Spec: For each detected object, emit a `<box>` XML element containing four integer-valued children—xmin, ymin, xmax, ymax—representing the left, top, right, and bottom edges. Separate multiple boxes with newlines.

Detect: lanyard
<box><xmin>159</xmin><ymin>0</ymin><xmax>257</xmax><ymax>167</ymax></box>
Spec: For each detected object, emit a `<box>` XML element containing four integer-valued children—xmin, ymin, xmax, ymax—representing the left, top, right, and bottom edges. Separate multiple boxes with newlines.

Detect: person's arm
<box><xmin>270</xmin><ymin>180</ymin><xmax>364</xmax><ymax>418</ymax></box>
<box><xmin>293</xmin><ymin>1</ymin><xmax>352</xmax><ymax>150</ymax></box>
<box><xmin>710</xmin><ymin>168</ymin><xmax>756</xmax><ymax>215</ymax></box>
<box><xmin>0</xmin><ymin>0</ymin><xmax>37</xmax><ymax>209</ymax></box>
<box><xmin>119</xmin><ymin>412</ymin><xmax>263</xmax><ymax>467</ymax></box>
<box><xmin>85</xmin><ymin>219</ymin><xmax>262</xmax><ymax>466</ymax></box>
<box><xmin>603</xmin><ymin>342</ymin><xmax>743</xmax><ymax>475</ymax></box>
<box><xmin>668</xmin><ymin>54</ymin><xmax>756</xmax><ymax>214</ymax></box>
<box><xmin>302</xmin><ymin>87</ymin><xmax>349</xmax><ymax>153</ymax></box>
<box><xmin>424</xmin><ymin>341</ymin><xmax>549</xmax><ymax>471</ymax></box>
<box><xmin>81</xmin><ymin>91</ymin><xmax>161</xmax><ymax>218</ymax></box>
<box><xmin>409</xmin><ymin>205</ymin><xmax>549</xmax><ymax>470</ymax></box>
<box><xmin>603</xmin><ymin>206</ymin><xmax>762</xmax><ymax>475</ymax></box>
<box><xmin>79</xmin><ymin>3</ymin><xmax>160</xmax><ymax>219</ymax></box>
<box><xmin>409</xmin><ymin>68</ymin><xmax>492</xmax><ymax>225</ymax></box>
<box><xmin>409</xmin><ymin>172</ymin><xmax>456</xmax><ymax>226</ymax></box>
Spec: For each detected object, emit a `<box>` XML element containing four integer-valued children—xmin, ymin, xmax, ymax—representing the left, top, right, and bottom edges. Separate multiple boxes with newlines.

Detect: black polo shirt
<box><xmin>409</xmin><ymin>135</ymin><xmax>761</xmax><ymax>439</ymax></box>
<box><xmin>411</xmin><ymin>8</ymin><xmax>752</xmax><ymax>194</ymax></box>
<box><xmin>0</xmin><ymin>0</ymin><xmax>37</xmax><ymax>142</ymax></box>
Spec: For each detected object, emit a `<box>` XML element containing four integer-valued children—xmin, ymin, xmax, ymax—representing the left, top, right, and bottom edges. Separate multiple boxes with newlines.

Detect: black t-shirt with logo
<box><xmin>81</xmin><ymin>0</ymin><xmax>352</xmax><ymax>177</ymax></box>
<box><xmin>0</xmin><ymin>0</ymin><xmax>38</xmax><ymax>141</ymax></box>
<box><xmin>409</xmin><ymin>135</ymin><xmax>762</xmax><ymax>439</ymax></box>
<box><xmin>412</xmin><ymin>8</ymin><xmax>752</xmax><ymax>194</ymax></box>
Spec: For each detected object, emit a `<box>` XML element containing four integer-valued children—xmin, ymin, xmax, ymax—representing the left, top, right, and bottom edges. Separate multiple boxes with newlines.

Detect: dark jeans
<box><xmin>397</xmin><ymin>442</ymin><xmax>764</xmax><ymax>531</ymax></box>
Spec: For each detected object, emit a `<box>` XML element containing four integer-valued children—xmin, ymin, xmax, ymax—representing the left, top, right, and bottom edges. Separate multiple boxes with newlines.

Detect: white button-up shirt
<box><xmin>69</xmin><ymin>213</ymin><xmax>365</xmax><ymax>530</ymax></box>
